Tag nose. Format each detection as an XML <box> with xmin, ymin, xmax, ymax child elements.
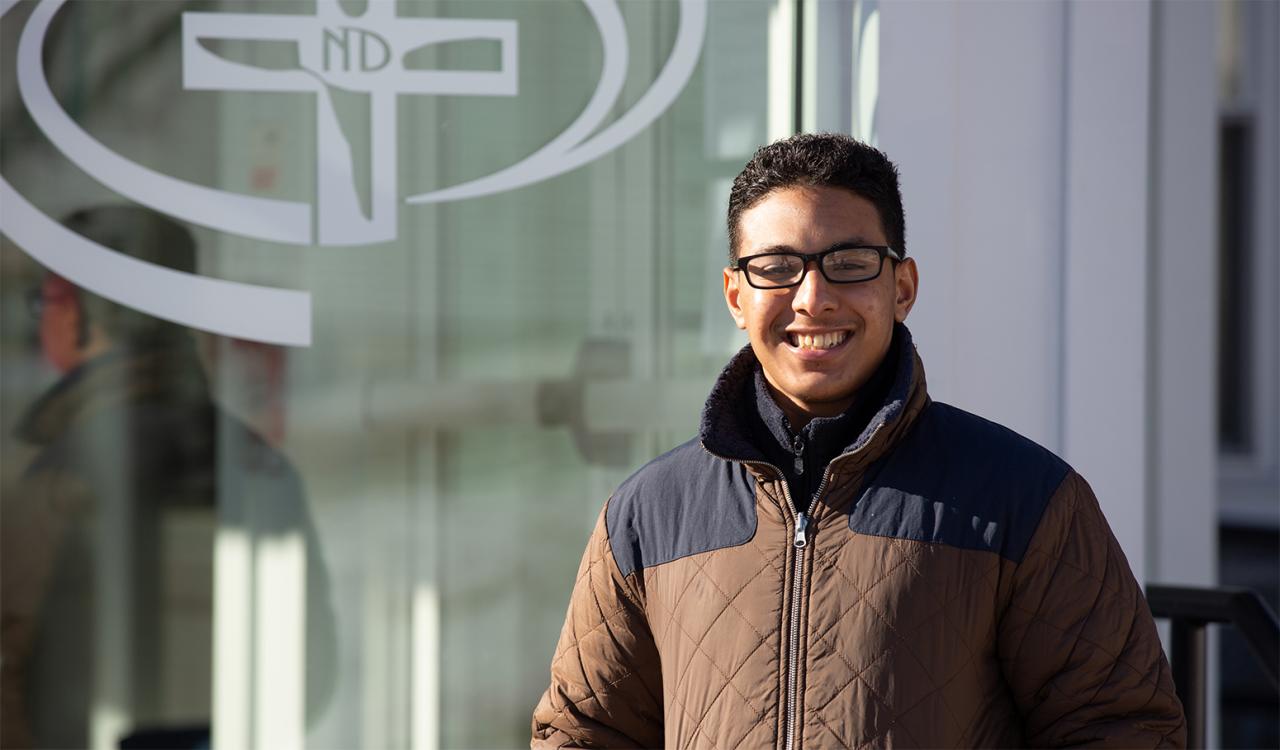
<box><xmin>791</xmin><ymin>260</ymin><xmax>837</xmax><ymax>315</ymax></box>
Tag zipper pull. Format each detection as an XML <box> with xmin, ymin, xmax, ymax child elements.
<box><xmin>792</xmin><ymin>435</ymin><xmax>805</xmax><ymax>476</ymax></box>
<box><xmin>794</xmin><ymin>512</ymin><xmax>809</xmax><ymax>548</ymax></box>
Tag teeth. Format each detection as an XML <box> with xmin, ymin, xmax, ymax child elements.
<box><xmin>790</xmin><ymin>331</ymin><xmax>847</xmax><ymax>350</ymax></box>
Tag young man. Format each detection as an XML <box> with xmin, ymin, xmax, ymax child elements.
<box><xmin>532</xmin><ymin>134</ymin><xmax>1185</xmax><ymax>748</ymax></box>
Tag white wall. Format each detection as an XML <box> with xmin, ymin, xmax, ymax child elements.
<box><xmin>878</xmin><ymin>0</ymin><xmax>1067</xmax><ymax>452</ymax></box>
<box><xmin>1148</xmin><ymin>0</ymin><xmax>1218</xmax><ymax>589</ymax></box>
<box><xmin>877</xmin><ymin>0</ymin><xmax>1218</xmax><ymax>587</ymax></box>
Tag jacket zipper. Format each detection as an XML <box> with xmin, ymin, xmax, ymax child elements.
<box><xmin>782</xmin><ymin>419</ymin><xmax>887</xmax><ymax>750</ymax></box>
<box><xmin>705</xmin><ymin>419</ymin><xmax>889</xmax><ymax>750</ymax></box>
<box><xmin>783</xmin><ymin>468</ymin><xmax>827</xmax><ymax>750</ymax></box>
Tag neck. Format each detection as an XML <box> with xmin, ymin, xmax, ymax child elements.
<box><xmin>762</xmin><ymin>382</ymin><xmax>853</xmax><ymax>433</ymax></box>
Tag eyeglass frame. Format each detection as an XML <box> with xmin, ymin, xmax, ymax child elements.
<box><xmin>731</xmin><ymin>244</ymin><xmax>905</xmax><ymax>289</ymax></box>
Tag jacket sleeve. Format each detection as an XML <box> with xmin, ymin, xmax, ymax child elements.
<box><xmin>998</xmin><ymin>470</ymin><xmax>1187</xmax><ymax>748</ymax></box>
<box><xmin>531</xmin><ymin>503</ymin><xmax>663</xmax><ymax>749</ymax></box>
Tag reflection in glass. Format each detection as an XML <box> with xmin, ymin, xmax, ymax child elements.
<box><xmin>1</xmin><ymin>207</ymin><xmax>336</xmax><ymax>750</ymax></box>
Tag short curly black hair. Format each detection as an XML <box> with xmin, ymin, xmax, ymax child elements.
<box><xmin>726</xmin><ymin>133</ymin><xmax>905</xmax><ymax>260</ymax></box>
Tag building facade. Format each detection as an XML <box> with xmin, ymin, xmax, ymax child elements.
<box><xmin>0</xmin><ymin>1</ymin><xmax>1274</xmax><ymax>748</ymax></box>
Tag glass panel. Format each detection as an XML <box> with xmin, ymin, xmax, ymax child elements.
<box><xmin>0</xmin><ymin>1</ymin><xmax>783</xmax><ymax>748</ymax></box>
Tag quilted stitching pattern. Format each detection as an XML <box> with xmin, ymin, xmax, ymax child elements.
<box><xmin>637</xmin><ymin>471</ymin><xmax>1182</xmax><ymax>750</ymax></box>
<box><xmin>803</xmin><ymin>524</ymin><xmax>1010</xmax><ymax>748</ymax></box>
<box><xmin>644</xmin><ymin>496</ymin><xmax>790</xmax><ymax>750</ymax></box>
<box><xmin>534</xmin><ymin>509</ymin><xmax>664</xmax><ymax>749</ymax></box>
<box><xmin>999</xmin><ymin>472</ymin><xmax>1185</xmax><ymax>747</ymax></box>
<box><xmin>534</xmin><ymin>472</ymin><xmax>1184</xmax><ymax>749</ymax></box>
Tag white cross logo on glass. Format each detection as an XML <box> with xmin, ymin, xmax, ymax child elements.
<box><xmin>182</xmin><ymin>0</ymin><xmax>517</xmax><ymax>245</ymax></box>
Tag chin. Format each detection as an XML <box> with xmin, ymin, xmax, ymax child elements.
<box><xmin>787</xmin><ymin>381</ymin><xmax>861</xmax><ymax>410</ymax></box>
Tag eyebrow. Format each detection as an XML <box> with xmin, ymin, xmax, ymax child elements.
<box><xmin>746</xmin><ymin>238</ymin><xmax>879</xmax><ymax>255</ymax></box>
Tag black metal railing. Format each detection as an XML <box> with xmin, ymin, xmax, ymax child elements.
<box><xmin>1146</xmin><ymin>584</ymin><xmax>1280</xmax><ymax>748</ymax></box>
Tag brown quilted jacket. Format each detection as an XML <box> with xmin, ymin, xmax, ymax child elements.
<box><xmin>533</xmin><ymin>333</ymin><xmax>1185</xmax><ymax>749</ymax></box>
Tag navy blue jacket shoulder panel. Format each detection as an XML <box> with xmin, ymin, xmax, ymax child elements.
<box><xmin>606</xmin><ymin>437</ymin><xmax>759</xmax><ymax>578</ymax></box>
<box><xmin>849</xmin><ymin>401</ymin><xmax>1071</xmax><ymax>563</ymax></box>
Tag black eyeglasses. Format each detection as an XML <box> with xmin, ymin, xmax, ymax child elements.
<box><xmin>733</xmin><ymin>245</ymin><xmax>903</xmax><ymax>289</ymax></box>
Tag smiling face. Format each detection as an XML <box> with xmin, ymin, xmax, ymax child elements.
<box><xmin>724</xmin><ymin>185</ymin><xmax>918</xmax><ymax>427</ymax></box>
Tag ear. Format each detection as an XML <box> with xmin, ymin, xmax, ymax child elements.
<box><xmin>893</xmin><ymin>257</ymin><xmax>919</xmax><ymax>322</ymax></box>
<box><xmin>723</xmin><ymin>266</ymin><xmax>747</xmax><ymax>330</ymax></box>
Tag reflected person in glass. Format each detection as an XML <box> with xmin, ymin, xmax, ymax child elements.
<box><xmin>1</xmin><ymin>206</ymin><xmax>337</xmax><ymax>750</ymax></box>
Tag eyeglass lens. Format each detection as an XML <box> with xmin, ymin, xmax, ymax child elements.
<box><xmin>744</xmin><ymin>247</ymin><xmax>883</xmax><ymax>287</ymax></box>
